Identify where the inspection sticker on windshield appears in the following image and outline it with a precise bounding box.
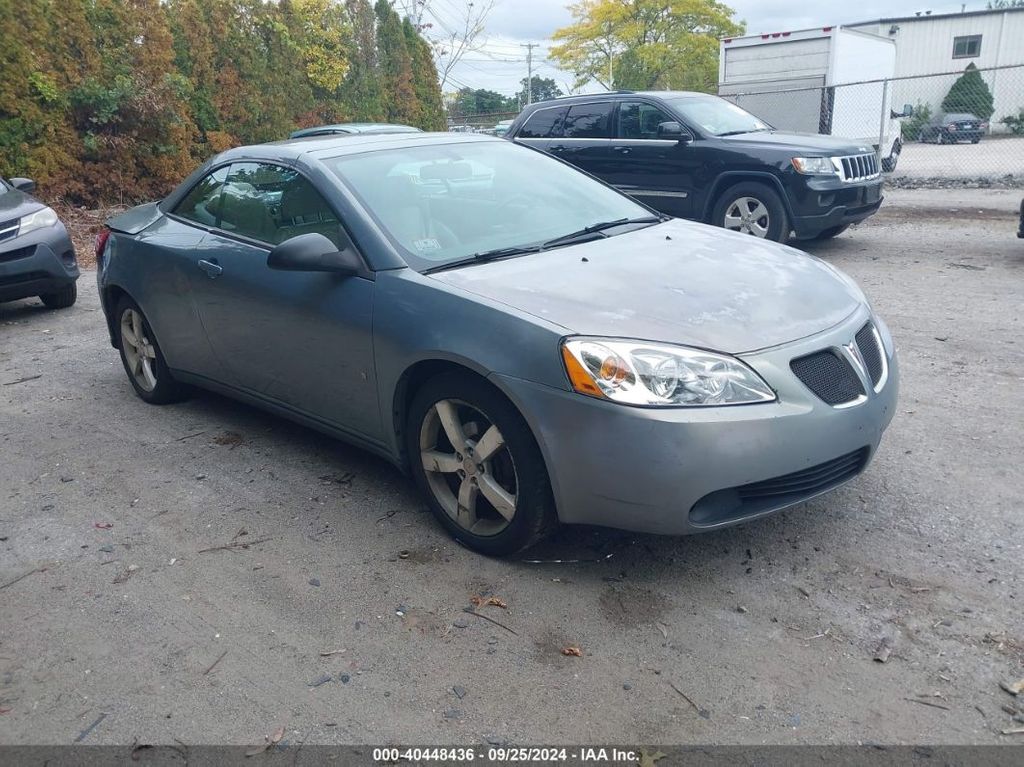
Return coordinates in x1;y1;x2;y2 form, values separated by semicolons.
413;238;442;253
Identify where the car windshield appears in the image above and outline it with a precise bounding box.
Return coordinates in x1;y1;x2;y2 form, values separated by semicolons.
324;140;653;271
665;95;770;137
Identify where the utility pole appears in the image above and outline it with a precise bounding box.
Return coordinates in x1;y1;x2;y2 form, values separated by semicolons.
521;43;539;104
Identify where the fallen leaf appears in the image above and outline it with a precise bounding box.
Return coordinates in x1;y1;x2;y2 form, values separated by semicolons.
470;595;507;609
637;749;666;767
94;522;113;530
319;648;347;657
1000;679;1024;696
561;646;583;657
245;726;285;757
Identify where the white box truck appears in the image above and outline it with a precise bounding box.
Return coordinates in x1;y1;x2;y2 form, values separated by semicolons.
719;26;909;172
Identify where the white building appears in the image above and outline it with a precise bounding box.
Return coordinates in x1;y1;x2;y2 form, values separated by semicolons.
848;6;1024;130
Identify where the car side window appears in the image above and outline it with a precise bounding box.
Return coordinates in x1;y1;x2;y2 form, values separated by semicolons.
617;101;674;140
173;165;230;227
563;102;614;139
518;106;568;139
219;162;343;248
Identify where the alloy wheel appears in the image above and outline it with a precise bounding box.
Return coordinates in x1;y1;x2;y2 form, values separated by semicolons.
723;196;770;238
120;308;158;392
419;398;518;536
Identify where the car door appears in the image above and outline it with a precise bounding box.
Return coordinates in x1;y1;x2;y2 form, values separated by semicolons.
550;101;616;177
140;165;231;380
602;100;697;218
186;161;381;441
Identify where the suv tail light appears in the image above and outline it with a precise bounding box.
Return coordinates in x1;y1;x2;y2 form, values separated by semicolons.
95;228;111;265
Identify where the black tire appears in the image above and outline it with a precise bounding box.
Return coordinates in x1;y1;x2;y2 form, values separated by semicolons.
39;282;77;309
114;296;188;404
939;132;950;145
406;372;557;556
971;137;980;144
881;147;900;173
711;182;790;242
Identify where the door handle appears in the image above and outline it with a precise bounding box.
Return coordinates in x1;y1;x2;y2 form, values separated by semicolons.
198;259;222;278
613;146;631;154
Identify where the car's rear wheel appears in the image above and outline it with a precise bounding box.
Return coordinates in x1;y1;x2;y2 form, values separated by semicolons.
407;372;557;556
115;297;187;404
713;182;790;242
39;282;77;309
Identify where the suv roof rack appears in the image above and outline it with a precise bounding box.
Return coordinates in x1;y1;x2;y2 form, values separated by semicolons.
531;89;636;105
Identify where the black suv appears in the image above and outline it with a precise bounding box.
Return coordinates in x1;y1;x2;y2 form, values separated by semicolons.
507;91;884;242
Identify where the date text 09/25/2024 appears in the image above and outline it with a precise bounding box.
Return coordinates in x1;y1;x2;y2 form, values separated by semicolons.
372;747;640;762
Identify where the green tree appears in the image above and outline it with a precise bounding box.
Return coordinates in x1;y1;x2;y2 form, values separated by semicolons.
341;0;384;121
941;63;995;120
550;0;744;91
375;0;417;123
516;76;562;105
404;17;446;130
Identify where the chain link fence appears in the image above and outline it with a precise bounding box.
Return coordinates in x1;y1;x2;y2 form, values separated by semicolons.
721;63;1024;186
446;110;520;134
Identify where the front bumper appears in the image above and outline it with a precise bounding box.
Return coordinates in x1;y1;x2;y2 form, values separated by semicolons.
788;176;884;238
0;223;78;303
495;305;899;536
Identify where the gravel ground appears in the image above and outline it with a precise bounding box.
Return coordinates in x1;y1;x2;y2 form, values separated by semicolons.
1;189;1023;747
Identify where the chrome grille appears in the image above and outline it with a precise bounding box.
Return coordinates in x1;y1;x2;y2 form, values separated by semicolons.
837;153;879;183
855;323;884;388
790;350;864;406
0;217;19;243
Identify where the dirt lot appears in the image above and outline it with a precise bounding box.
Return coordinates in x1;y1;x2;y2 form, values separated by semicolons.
1;189;1023;747
892;135;1024;181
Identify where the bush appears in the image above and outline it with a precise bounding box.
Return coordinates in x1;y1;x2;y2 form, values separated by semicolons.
941;63;995;120
902;101;932;140
1001;108;1024;135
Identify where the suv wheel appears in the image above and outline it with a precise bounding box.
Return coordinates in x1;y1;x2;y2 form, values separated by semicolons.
39;282;77;309
713;182;790;242
407;372;557;556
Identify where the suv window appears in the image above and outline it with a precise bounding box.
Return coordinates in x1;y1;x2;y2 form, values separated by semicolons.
218;163;342;247
518;106;567;139
563;102;613;139
174;165;230;227
617;101;673;140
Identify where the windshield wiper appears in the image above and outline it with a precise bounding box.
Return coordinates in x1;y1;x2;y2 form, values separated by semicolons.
422;244;543;274
539;216;664;249
717;128;770;137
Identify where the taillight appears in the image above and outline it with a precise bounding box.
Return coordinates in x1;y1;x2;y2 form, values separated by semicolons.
95;228;111;265
946;124;957;130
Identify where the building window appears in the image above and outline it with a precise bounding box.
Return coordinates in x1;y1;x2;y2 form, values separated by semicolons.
952;35;982;59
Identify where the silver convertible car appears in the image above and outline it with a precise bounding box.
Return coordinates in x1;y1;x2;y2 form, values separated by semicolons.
96;132;898;555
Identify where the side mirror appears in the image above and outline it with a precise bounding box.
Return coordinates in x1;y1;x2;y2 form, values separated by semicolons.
10;177;36;193
657;121;691;143
267;233;362;275
893;104;914;118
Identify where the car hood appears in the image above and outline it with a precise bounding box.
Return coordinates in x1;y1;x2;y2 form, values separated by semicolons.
0;188;45;221
721;130;874;155
429;219;864;354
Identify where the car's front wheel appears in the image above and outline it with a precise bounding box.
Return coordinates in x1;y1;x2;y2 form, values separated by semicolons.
713;182;790;242
407;373;557;556
39;282;77;309
115;297;188;404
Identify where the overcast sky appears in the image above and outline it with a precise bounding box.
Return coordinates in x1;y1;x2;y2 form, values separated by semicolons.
443;0;986;96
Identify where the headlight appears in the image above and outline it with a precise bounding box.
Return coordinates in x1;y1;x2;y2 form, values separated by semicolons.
561;338;776;407
18;207;59;237
791;157;836;175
